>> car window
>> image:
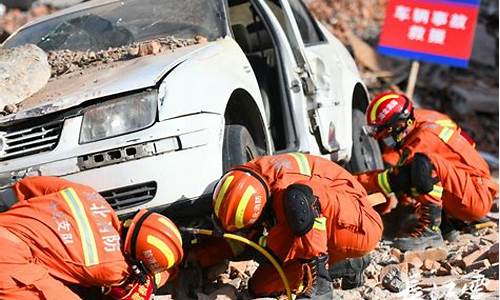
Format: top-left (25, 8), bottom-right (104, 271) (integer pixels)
top-left (288, 0), bottom-right (324, 44)
top-left (264, 0), bottom-right (323, 45)
top-left (4, 0), bottom-right (227, 52)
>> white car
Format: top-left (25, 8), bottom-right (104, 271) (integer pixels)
top-left (0, 0), bottom-right (382, 218)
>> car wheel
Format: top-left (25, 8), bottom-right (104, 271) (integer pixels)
top-left (348, 108), bottom-right (384, 173)
top-left (222, 124), bottom-right (258, 172)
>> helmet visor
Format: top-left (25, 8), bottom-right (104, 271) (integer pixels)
top-left (362, 124), bottom-right (392, 139)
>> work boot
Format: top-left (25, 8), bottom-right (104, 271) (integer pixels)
top-left (329, 255), bottom-right (371, 289)
top-left (393, 202), bottom-right (444, 251)
top-left (296, 255), bottom-right (336, 300)
top-left (440, 212), bottom-right (462, 242)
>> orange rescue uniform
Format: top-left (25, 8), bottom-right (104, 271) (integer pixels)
top-left (192, 153), bottom-right (383, 296)
top-left (381, 108), bottom-right (458, 166)
top-left (0, 176), bottom-right (130, 299)
top-left (357, 112), bottom-right (498, 222)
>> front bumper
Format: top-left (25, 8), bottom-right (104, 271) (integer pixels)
top-left (0, 113), bottom-right (224, 215)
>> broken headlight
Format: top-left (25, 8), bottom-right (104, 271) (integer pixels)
top-left (79, 91), bottom-right (157, 143)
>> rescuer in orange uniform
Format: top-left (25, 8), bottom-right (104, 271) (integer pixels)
top-left (357, 91), bottom-right (498, 251)
top-left (193, 153), bottom-right (383, 299)
top-left (0, 176), bottom-right (184, 300)
top-left (380, 108), bottom-right (458, 167)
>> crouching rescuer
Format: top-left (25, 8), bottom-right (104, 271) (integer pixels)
top-left (0, 176), bottom-right (183, 299)
top-left (357, 92), bottom-right (499, 251)
top-left (188, 153), bottom-right (383, 299)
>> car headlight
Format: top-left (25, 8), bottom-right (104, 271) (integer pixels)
top-left (79, 91), bottom-right (157, 143)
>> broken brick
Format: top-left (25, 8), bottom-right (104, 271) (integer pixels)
top-left (436, 266), bottom-right (450, 276)
top-left (487, 242), bottom-right (499, 264)
top-left (406, 256), bottom-right (423, 269)
top-left (482, 232), bottom-right (499, 243)
top-left (422, 259), bottom-right (440, 271)
top-left (138, 41), bottom-right (162, 56)
top-left (466, 259), bottom-right (491, 272)
top-left (390, 248), bottom-right (402, 262)
top-left (460, 246), bottom-right (489, 268)
top-left (403, 248), bottom-right (447, 267)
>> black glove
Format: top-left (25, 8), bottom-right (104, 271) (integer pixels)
top-left (388, 164), bottom-right (412, 195)
top-left (411, 153), bottom-right (438, 194)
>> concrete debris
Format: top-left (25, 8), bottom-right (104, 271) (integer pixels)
top-left (47, 36), bottom-right (205, 77)
top-left (0, 43), bottom-right (50, 112)
top-left (380, 263), bottom-right (408, 292)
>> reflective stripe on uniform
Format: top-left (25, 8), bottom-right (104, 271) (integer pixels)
top-left (147, 234), bottom-right (175, 269)
top-left (289, 152), bottom-right (312, 176)
top-left (258, 235), bottom-right (267, 247)
top-left (154, 273), bottom-right (163, 287)
top-left (157, 217), bottom-right (182, 246)
top-left (234, 185), bottom-right (257, 229)
top-left (428, 184), bottom-right (444, 199)
top-left (369, 94), bottom-right (399, 123)
top-left (313, 217), bottom-right (326, 231)
top-left (438, 127), bottom-right (454, 143)
top-left (60, 188), bottom-right (99, 266)
top-left (377, 170), bottom-right (392, 196)
top-left (214, 175), bottom-right (234, 217)
top-left (435, 119), bottom-right (457, 129)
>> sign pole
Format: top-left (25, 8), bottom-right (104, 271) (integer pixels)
top-left (405, 60), bottom-right (420, 98)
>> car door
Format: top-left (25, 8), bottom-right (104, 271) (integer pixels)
top-left (275, 0), bottom-right (347, 154)
top-left (250, 0), bottom-right (318, 153)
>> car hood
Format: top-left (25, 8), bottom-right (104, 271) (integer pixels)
top-left (0, 42), bottom-right (211, 123)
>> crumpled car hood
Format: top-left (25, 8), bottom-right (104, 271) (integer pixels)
top-left (0, 42), bottom-right (210, 123)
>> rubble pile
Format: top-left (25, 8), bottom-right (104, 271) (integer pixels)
top-left (307, 0), bottom-right (499, 157)
top-left (183, 223), bottom-right (498, 299)
top-left (47, 36), bottom-right (207, 77)
top-left (305, 0), bottom-right (387, 44)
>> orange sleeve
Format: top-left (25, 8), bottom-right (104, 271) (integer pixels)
top-left (12, 176), bottom-right (79, 201)
top-left (355, 170), bottom-right (385, 195)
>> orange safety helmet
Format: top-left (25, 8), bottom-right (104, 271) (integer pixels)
top-left (212, 168), bottom-right (270, 232)
top-left (364, 91), bottom-right (414, 141)
top-left (123, 209), bottom-right (184, 274)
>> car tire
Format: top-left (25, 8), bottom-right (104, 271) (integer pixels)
top-left (222, 124), bottom-right (258, 172)
top-left (348, 108), bottom-right (384, 173)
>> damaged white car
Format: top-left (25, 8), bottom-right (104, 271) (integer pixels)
top-left (0, 0), bottom-right (382, 218)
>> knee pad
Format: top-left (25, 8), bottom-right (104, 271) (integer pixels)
top-left (284, 184), bottom-right (320, 236)
top-left (411, 153), bottom-right (437, 194)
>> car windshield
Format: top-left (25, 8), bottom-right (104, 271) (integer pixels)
top-left (3, 0), bottom-right (228, 52)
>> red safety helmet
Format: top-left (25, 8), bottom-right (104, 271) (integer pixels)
top-left (123, 209), bottom-right (184, 274)
top-left (212, 168), bottom-right (269, 232)
top-left (364, 91), bottom-right (414, 140)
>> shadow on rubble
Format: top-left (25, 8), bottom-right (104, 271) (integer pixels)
top-left (381, 204), bottom-right (417, 240)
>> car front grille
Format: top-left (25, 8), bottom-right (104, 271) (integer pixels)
top-left (99, 181), bottom-right (157, 211)
top-left (0, 120), bottom-right (64, 161)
